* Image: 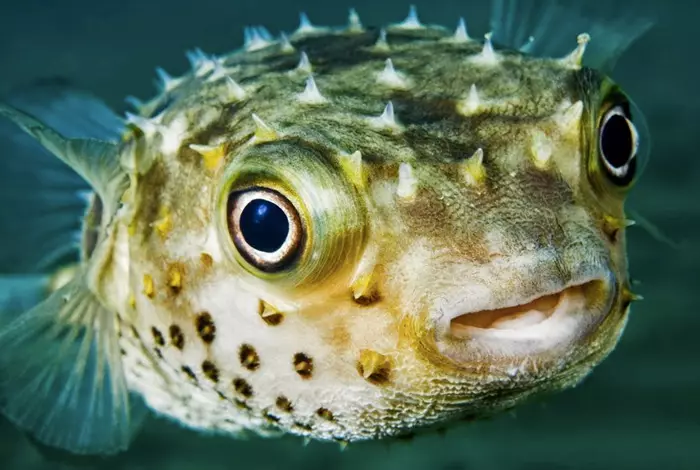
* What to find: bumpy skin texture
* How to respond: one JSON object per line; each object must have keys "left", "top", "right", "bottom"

{"left": 92, "top": 22, "right": 638, "bottom": 442}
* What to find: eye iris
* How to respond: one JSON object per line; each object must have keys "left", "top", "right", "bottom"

{"left": 601, "top": 113, "right": 633, "bottom": 168}
{"left": 239, "top": 199, "right": 289, "bottom": 253}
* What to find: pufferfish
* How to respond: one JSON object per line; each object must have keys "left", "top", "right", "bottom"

{"left": 0, "top": 0, "right": 653, "bottom": 456}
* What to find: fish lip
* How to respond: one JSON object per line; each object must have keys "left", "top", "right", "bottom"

{"left": 435, "top": 269, "right": 617, "bottom": 344}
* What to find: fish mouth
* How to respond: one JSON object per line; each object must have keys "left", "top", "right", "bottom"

{"left": 443, "top": 279, "right": 614, "bottom": 355}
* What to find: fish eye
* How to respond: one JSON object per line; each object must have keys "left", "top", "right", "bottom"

{"left": 598, "top": 104, "right": 639, "bottom": 185}
{"left": 227, "top": 188, "right": 303, "bottom": 272}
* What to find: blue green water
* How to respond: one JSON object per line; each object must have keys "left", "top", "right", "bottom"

{"left": 0, "top": 0, "right": 697, "bottom": 468}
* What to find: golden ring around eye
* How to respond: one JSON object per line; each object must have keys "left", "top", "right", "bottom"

{"left": 227, "top": 188, "right": 304, "bottom": 273}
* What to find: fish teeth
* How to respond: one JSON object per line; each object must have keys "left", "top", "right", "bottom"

{"left": 560, "top": 33, "right": 590, "bottom": 70}
{"left": 297, "top": 76, "right": 328, "bottom": 104}
{"left": 376, "top": 58, "right": 410, "bottom": 89}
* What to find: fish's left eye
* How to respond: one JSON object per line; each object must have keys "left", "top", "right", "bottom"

{"left": 227, "top": 188, "right": 303, "bottom": 272}
{"left": 598, "top": 105, "right": 639, "bottom": 185}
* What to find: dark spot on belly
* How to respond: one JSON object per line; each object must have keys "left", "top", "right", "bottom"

{"left": 293, "top": 353, "right": 313, "bottom": 379}
{"left": 181, "top": 365, "right": 198, "bottom": 383}
{"left": 239, "top": 344, "right": 261, "bottom": 371}
{"left": 169, "top": 324, "right": 185, "bottom": 350}
{"left": 264, "top": 412, "right": 280, "bottom": 423}
{"left": 202, "top": 360, "right": 220, "bottom": 382}
{"left": 153, "top": 347, "right": 163, "bottom": 359}
{"left": 195, "top": 312, "right": 216, "bottom": 344}
{"left": 316, "top": 407, "right": 334, "bottom": 421}
{"left": 275, "top": 396, "right": 294, "bottom": 413}
{"left": 233, "top": 378, "right": 253, "bottom": 398}
{"left": 151, "top": 326, "right": 165, "bottom": 346}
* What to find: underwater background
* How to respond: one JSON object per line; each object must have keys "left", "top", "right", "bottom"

{"left": 0, "top": 0, "right": 697, "bottom": 468}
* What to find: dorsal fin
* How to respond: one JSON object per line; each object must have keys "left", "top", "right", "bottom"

{"left": 489, "top": 0, "right": 655, "bottom": 73}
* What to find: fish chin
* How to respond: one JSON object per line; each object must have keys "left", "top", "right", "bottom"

{"left": 436, "top": 277, "right": 617, "bottom": 365}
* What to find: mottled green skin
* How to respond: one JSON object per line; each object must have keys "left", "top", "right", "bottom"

{"left": 97, "top": 23, "right": 638, "bottom": 443}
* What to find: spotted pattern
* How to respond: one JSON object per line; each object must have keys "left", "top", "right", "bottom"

{"left": 195, "top": 311, "right": 216, "bottom": 343}
{"left": 239, "top": 344, "right": 261, "bottom": 371}
{"left": 275, "top": 396, "right": 294, "bottom": 413}
{"left": 202, "top": 360, "right": 220, "bottom": 382}
{"left": 169, "top": 324, "right": 185, "bottom": 349}
{"left": 293, "top": 353, "right": 313, "bottom": 379}
{"left": 151, "top": 326, "right": 165, "bottom": 346}
{"left": 316, "top": 407, "right": 335, "bottom": 421}
{"left": 233, "top": 378, "right": 253, "bottom": 398}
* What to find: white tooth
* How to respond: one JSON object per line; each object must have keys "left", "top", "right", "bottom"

{"left": 491, "top": 310, "right": 547, "bottom": 329}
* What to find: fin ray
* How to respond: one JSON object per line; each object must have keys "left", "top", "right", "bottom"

{"left": 489, "top": 0, "right": 655, "bottom": 72}
{"left": 0, "top": 273, "right": 146, "bottom": 455}
{"left": 0, "top": 80, "right": 128, "bottom": 273}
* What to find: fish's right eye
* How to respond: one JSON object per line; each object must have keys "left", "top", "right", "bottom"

{"left": 227, "top": 188, "right": 304, "bottom": 272}
{"left": 598, "top": 104, "right": 639, "bottom": 186}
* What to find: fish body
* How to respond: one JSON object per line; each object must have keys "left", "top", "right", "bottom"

{"left": 0, "top": 1, "right": 652, "bottom": 455}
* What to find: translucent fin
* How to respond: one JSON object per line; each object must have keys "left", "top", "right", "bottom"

{"left": 0, "top": 274, "right": 50, "bottom": 320}
{"left": 0, "top": 272, "right": 146, "bottom": 455}
{"left": 489, "top": 0, "right": 655, "bottom": 73}
{"left": 628, "top": 209, "right": 683, "bottom": 251}
{"left": 0, "top": 80, "right": 125, "bottom": 273}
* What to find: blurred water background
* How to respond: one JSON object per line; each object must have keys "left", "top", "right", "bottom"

{"left": 0, "top": 0, "right": 697, "bottom": 468}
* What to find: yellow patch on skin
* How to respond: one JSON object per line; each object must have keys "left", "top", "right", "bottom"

{"left": 357, "top": 349, "right": 392, "bottom": 384}
{"left": 461, "top": 148, "right": 486, "bottom": 185}
{"left": 337, "top": 150, "right": 365, "bottom": 188}
{"left": 251, "top": 113, "right": 279, "bottom": 143}
{"left": 154, "top": 206, "right": 172, "bottom": 239}
{"left": 190, "top": 143, "right": 226, "bottom": 171}
{"left": 258, "top": 300, "right": 284, "bottom": 325}
{"left": 167, "top": 263, "right": 184, "bottom": 293}
{"left": 128, "top": 294, "right": 136, "bottom": 309}
{"left": 143, "top": 274, "right": 155, "bottom": 298}
{"left": 200, "top": 252, "right": 213, "bottom": 268}
{"left": 351, "top": 272, "right": 378, "bottom": 303}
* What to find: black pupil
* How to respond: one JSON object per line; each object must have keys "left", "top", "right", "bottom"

{"left": 239, "top": 199, "right": 289, "bottom": 253}
{"left": 601, "top": 113, "right": 633, "bottom": 168}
